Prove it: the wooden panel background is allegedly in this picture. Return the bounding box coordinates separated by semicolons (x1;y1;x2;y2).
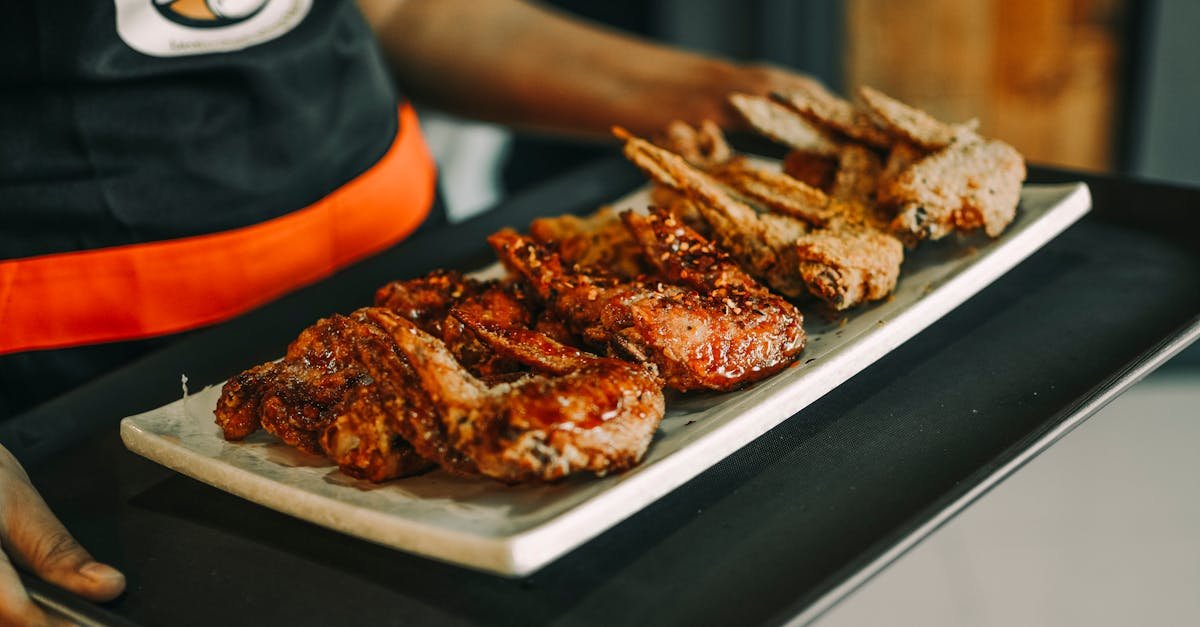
845;0;1124;171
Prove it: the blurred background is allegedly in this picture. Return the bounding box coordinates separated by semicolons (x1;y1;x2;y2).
423;1;1199;625
429;0;1200;215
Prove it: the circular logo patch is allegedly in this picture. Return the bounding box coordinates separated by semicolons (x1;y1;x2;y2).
154;0;269;28
115;0;312;57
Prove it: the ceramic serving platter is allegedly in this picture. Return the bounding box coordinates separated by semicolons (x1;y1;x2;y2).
121;181;1091;576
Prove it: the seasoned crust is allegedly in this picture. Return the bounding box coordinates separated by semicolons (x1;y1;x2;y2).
858;85;977;151
728;92;839;155
771;86;892;149
530;207;650;280
490;228;806;392
884;138;1026;240
830;144;883;208
795;228;904;311
711;157;839;227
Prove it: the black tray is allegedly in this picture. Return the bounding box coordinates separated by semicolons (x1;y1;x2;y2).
5;159;1199;626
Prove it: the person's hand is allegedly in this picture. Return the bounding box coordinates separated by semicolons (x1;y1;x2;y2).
361;0;827;138
0;445;125;626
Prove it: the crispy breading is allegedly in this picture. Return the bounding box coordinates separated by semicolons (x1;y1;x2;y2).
772;85;892;149
620;129;900;309
858;86;977;151
885;138;1026;240
619;130;809;298
782;149;838;191
711;157;840;227
878;141;926;193
825;145;897;234
529;206;650;279
790;145;905;309
831;144;883;207
728;93;839;155
795;228;904;311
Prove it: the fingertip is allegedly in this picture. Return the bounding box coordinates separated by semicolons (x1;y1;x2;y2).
75;562;126;602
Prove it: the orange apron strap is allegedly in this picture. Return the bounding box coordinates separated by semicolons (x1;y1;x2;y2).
0;105;436;355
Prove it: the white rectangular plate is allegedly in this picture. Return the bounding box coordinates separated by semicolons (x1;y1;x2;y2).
121;181;1091;576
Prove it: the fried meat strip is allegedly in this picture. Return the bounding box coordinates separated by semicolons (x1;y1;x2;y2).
727;93;841;192
854;86;1024;240
793;229;903;310
622;131;902;309
830;145;883;210
711;157;840;227
858;86;977;151
879;141;926;195
882;138;1026;240
771;85;892;149
619;128;809;298
490;227;805;392
728;92;839;156
529;206;650;279
374;307;665;483
791;144;904;308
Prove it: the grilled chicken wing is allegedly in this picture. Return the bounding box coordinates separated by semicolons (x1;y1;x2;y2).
490;224;805;392
215;311;438;480
217;303;662;483
372;306;665;483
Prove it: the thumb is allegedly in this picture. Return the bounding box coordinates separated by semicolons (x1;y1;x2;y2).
1;480;125;603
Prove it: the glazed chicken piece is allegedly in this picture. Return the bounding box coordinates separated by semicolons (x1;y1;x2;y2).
374;270;534;380
620;207;764;295
621;130;902;310
529;206;651;280
489;224;805;392
215;311;439;480
374;269;472;337
217;303;662;483
371;306;665;483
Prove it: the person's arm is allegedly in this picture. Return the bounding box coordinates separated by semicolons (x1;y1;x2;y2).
357;0;819;138
0;445;125;625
